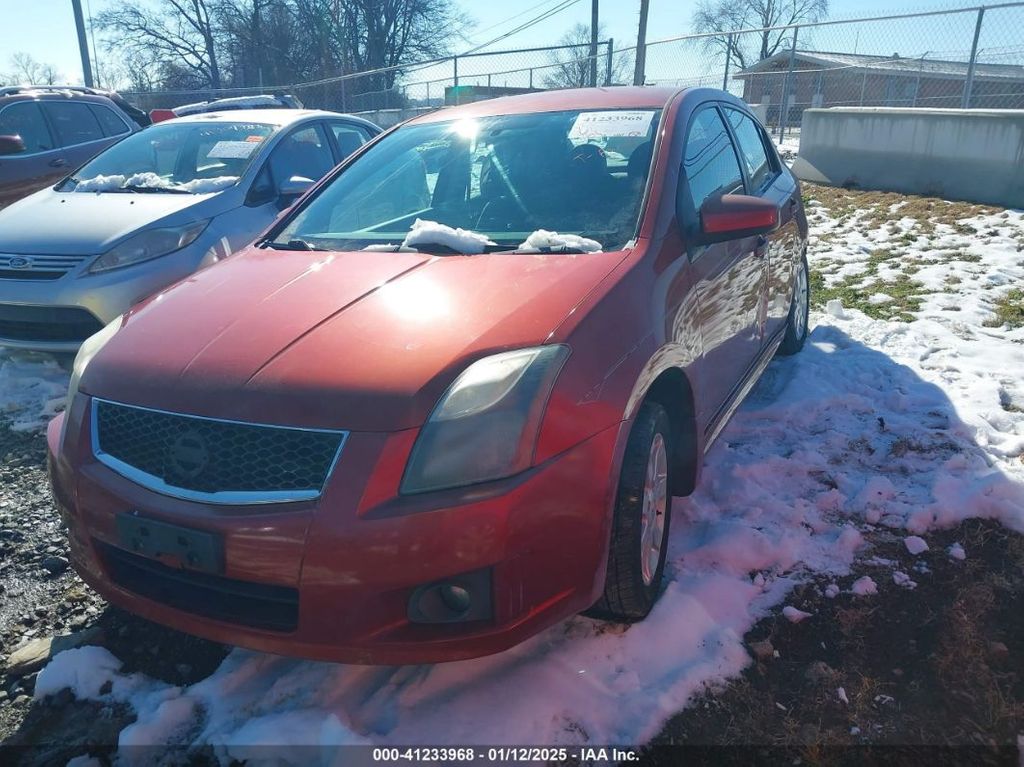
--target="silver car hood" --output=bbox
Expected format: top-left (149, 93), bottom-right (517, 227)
top-left (0, 188), bottom-right (234, 256)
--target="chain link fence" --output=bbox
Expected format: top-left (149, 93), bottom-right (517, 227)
top-left (123, 2), bottom-right (1024, 136)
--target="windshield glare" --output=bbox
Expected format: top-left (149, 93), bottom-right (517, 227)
top-left (273, 108), bottom-right (661, 253)
top-left (61, 121), bottom-right (276, 194)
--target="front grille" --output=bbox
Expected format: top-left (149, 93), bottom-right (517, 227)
top-left (0, 253), bottom-right (89, 279)
top-left (97, 541), bottom-right (299, 631)
top-left (0, 304), bottom-right (103, 342)
top-left (93, 399), bottom-right (347, 504)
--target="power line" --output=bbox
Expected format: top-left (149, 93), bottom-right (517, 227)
top-left (460, 0), bottom-right (585, 56)
top-left (471, 0), bottom-right (565, 38)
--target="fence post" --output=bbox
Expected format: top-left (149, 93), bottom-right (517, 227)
top-left (605, 38), bottom-right (614, 85)
top-left (962, 7), bottom-right (986, 109)
top-left (529, 68), bottom-right (534, 89)
top-left (779, 26), bottom-right (799, 142)
top-left (722, 32), bottom-right (734, 91)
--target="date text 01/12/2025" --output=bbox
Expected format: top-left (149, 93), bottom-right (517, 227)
top-left (372, 747), bottom-right (641, 762)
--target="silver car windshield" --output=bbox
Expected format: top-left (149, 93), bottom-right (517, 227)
top-left (272, 108), bottom-right (660, 253)
top-left (59, 121), bottom-right (276, 194)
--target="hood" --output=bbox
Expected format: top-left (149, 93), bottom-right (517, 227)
top-left (83, 246), bottom-right (625, 432)
top-left (0, 187), bottom-right (230, 255)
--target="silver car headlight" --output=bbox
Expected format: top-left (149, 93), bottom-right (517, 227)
top-left (89, 220), bottom-right (209, 273)
top-left (401, 345), bottom-right (570, 495)
top-left (66, 318), bottom-right (122, 407)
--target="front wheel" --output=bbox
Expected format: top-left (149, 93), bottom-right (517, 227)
top-left (588, 401), bottom-right (673, 622)
top-left (777, 252), bottom-right (810, 356)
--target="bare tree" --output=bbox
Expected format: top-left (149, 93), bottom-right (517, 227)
top-left (543, 24), bottom-right (632, 89)
top-left (339, 0), bottom-right (467, 91)
top-left (692, 0), bottom-right (829, 70)
top-left (6, 53), bottom-right (62, 85)
top-left (97, 0), bottom-right (222, 88)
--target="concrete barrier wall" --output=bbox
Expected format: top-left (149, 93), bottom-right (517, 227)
top-left (791, 108), bottom-right (1024, 209)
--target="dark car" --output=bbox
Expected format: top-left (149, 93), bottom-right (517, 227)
top-left (49, 87), bottom-right (809, 664)
top-left (0, 86), bottom-right (143, 209)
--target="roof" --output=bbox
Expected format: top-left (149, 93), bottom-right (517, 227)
top-left (169, 108), bottom-right (371, 127)
top-left (410, 86), bottom-right (681, 124)
top-left (735, 50), bottom-right (1024, 81)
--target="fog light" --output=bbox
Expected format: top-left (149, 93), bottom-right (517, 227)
top-left (439, 584), bottom-right (471, 614)
top-left (408, 568), bottom-right (492, 624)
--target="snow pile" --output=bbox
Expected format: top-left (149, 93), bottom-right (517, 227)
top-left (75, 172), bottom-right (237, 194)
top-left (904, 535), bottom-right (929, 555)
top-left (948, 542), bottom-right (966, 560)
top-left (851, 576), bottom-right (878, 596)
top-left (402, 219), bottom-right (496, 254)
top-left (0, 350), bottom-right (68, 431)
top-left (783, 606), bottom-right (813, 622)
top-left (518, 230), bottom-right (602, 253)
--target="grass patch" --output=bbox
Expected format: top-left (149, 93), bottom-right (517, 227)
top-left (984, 289), bottom-right (1024, 329)
top-left (810, 269), bottom-right (926, 323)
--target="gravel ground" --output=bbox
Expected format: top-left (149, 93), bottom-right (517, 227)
top-left (0, 422), bottom-right (228, 764)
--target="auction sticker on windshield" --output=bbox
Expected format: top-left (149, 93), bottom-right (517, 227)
top-left (569, 110), bottom-right (655, 140)
top-left (207, 140), bottom-right (262, 159)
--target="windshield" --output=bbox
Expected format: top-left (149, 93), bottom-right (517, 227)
top-left (59, 121), bottom-right (276, 194)
top-left (272, 108), bottom-right (660, 253)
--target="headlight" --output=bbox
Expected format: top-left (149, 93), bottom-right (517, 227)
top-left (401, 345), bottom-right (570, 494)
top-left (89, 220), bottom-right (209, 273)
top-left (66, 318), bottom-right (122, 407)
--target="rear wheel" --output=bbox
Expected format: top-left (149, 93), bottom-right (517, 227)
top-left (589, 401), bottom-right (673, 622)
top-left (777, 252), bottom-right (810, 356)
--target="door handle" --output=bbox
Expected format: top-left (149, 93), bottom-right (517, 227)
top-left (753, 235), bottom-right (769, 258)
top-left (49, 158), bottom-right (67, 168)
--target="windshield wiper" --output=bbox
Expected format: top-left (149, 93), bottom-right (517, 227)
top-left (493, 245), bottom-right (593, 255)
top-left (120, 183), bottom-right (191, 194)
top-left (266, 239), bottom-right (322, 251)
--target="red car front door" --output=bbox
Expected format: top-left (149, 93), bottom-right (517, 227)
top-left (678, 104), bottom-right (768, 434)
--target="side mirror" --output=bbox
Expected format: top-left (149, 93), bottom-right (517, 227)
top-left (0, 135), bottom-right (26, 156)
top-left (278, 175), bottom-right (314, 201)
top-left (699, 193), bottom-right (779, 244)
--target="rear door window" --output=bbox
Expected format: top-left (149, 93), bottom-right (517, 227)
top-left (43, 102), bottom-right (105, 147)
top-left (681, 106), bottom-right (745, 214)
top-left (90, 105), bottom-right (132, 137)
top-left (0, 102), bottom-right (56, 153)
top-left (724, 108), bottom-right (775, 193)
top-left (328, 123), bottom-right (370, 161)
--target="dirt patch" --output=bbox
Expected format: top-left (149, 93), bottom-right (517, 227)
top-left (646, 519), bottom-right (1024, 758)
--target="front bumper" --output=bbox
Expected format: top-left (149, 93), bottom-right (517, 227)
top-left (48, 398), bottom-right (622, 664)
top-left (0, 242), bottom-right (215, 352)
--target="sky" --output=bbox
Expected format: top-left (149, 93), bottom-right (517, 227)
top-left (0, 0), bottom-right (1001, 89)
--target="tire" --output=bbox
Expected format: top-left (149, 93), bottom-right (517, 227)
top-left (777, 252), bottom-right (810, 356)
top-left (588, 401), bottom-right (673, 622)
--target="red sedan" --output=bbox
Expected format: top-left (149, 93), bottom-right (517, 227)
top-left (48, 87), bottom-right (809, 664)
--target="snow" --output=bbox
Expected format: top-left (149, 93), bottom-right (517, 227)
top-left (75, 172), bottom-right (237, 194)
top-left (851, 576), bottom-right (878, 596)
top-left (402, 218), bottom-right (496, 254)
top-left (904, 536), bottom-right (930, 555)
top-left (518, 230), bottom-right (602, 253)
top-left (783, 606), bottom-right (813, 622)
top-left (35, 646), bottom-right (129, 699)
top-left (892, 571), bottom-right (918, 589)
top-left (0, 350), bottom-right (67, 431)
top-left (948, 542), bottom-right (967, 560)
top-left (18, 184), bottom-right (1024, 751)
top-left (837, 687), bottom-right (850, 704)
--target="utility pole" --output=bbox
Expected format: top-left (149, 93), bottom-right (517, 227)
top-left (589, 0), bottom-right (599, 88)
top-left (633, 0), bottom-right (650, 86)
top-left (71, 0), bottom-right (94, 87)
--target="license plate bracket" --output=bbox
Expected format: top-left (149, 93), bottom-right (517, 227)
top-left (116, 513), bottom-right (223, 574)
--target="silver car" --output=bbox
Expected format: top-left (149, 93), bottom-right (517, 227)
top-left (0, 108), bottom-right (380, 352)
